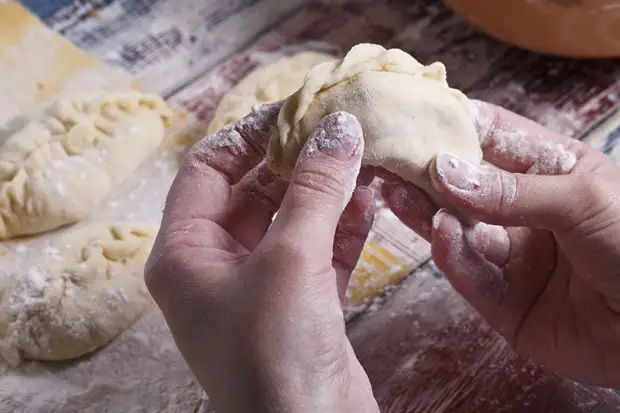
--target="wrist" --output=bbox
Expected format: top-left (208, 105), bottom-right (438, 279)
top-left (206, 370), bottom-right (380, 413)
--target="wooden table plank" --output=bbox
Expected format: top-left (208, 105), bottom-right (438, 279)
top-left (348, 264), bottom-right (620, 413)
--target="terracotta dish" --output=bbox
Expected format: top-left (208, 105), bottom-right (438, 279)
top-left (443, 0), bottom-right (620, 58)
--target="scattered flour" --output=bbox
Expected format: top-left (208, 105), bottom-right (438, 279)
top-left (0, 308), bottom-right (203, 413)
top-left (0, 123), bottom-right (191, 412)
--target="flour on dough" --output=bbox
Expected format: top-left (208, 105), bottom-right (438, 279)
top-left (0, 222), bottom-right (156, 366)
top-left (268, 43), bottom-right (481, 197)
top-left (0, 91), bottom-right (173, 239)
top-left (207, 51), bottom-right (335, 135)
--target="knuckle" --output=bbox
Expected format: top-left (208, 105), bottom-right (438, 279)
top-left (143, 245), bottom-right (178, 294)
top-left (293, 164), bottom-right (349, 202)
top-left (489, 170), bottom-right (519, 216)
top-left (143, 233), bottom-right (193, 297)
top-left (239, 167), bottom-right (285, 216)
top-left (244, 184), bottom-right (281, 217)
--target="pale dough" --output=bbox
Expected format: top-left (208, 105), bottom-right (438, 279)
top-left (0, 91), bottom-right (173, 239)
top-left (0, 222), bottom-right (156, 366)
top-left (268, 43), bottom-right (482, 195)
top-left (207, 51), bottom-right (335, 135)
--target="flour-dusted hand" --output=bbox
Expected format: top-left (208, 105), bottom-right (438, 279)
top-left (383, 100), bottom-right (620, 389)
top-left (145, 102), bottom-right (380, 413)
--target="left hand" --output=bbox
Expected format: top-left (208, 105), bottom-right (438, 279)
top-left (145, 102), bottom-right (380, 413)
top-left (381, 100), bottom-right (620, 388)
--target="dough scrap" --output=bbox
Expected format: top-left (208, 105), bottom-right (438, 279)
top-left (268, 43), bottom-right (481, 194)
top-left (207, 51), bottom-right (335, 135)
top-left (0, 91), bottom-right (173, 239)
top-left (0, 222), bottom-right (156, 366)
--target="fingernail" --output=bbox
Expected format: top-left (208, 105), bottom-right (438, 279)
top-left (432, 208), bottom-right (450, 231)
top-left (433, 152), bottom-right (482, 193)
top-left (464, 222), bottom-right (510, 267)
top-left (355, 185), bottom-right (375, 199)
top-left (305, 112), bottom-right (363, 161)
top-left (250, 101), bottom-right (282, 115)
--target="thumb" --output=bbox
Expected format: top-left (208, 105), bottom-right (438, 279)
top-left (430, 152), bottom-right (592, 231)
top-left (267, 112), bottom-right (364, 259)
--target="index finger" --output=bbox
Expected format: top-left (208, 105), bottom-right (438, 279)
top-left (471, 100), bottom-right (582, 175)
top-left (163, 101), bottom-right (283, 226)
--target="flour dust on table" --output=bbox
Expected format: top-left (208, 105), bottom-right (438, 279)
top-left (0, 222), bottom-right (156, 366)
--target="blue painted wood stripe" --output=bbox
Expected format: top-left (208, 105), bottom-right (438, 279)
top-left (602, 124), bottom-right (620, 155)
top-left (19, 0), bottom-right (74, 18)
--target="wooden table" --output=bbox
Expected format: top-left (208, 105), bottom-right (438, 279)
top-left (14, 1), bottom-right (620, 411)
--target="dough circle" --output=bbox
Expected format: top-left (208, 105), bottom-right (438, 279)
top-left (0, 222), bottom-right (156, 366)
top-left (267, 43), bottom-right (482, 194)
top-left (207, 51), bottom-right (335, 135)
top-left (0, 91), bottom-right (173, 239)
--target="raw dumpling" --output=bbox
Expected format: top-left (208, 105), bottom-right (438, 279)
top-left (0, 222), bottom-right (156, 366)
top-left (267, 43), bottom-right (481, 196)
top-left (0, 91), bottom-right (173, 239)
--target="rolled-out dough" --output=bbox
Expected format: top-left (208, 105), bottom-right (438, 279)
top-left (0, 222), bottom-right (156, 366)
top-left (207, 51), bottom-right (335, 135)
top-left (0, 91), bottom-right (173, 239)
top-left (267, 43), bottom-right (482, 195)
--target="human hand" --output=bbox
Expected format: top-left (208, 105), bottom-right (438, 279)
top-left (145, 103), bottom-right (380, 413)
top-left (382, 100), bottom-right (620, 389)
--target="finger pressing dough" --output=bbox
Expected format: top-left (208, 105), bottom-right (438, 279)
top-left (207, 51), bottom-right (335, 135)
top-left (0, 91), bottom-right (173, 239)
top-left (268, 43), bottom-right (482, 195)
top-left (0, 222), bottom-right (156, 366)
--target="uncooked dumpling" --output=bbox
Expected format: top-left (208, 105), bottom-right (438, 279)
top-left (0, 91), bottom-right (173, 239)
top-left (0, 222), bottom-right (156, 366)
top-left (268, 43), bottom-right (481, 196)
top-left (207, 51), bottom-right (335, 134)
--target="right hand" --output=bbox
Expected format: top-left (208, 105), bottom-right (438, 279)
top-left (382, 100), bottom-right (620, 389)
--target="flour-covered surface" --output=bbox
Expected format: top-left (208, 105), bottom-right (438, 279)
top-left (0, 125), bottom-right (204, 412)
top-left (25, 0), bottom-right (311, 96)
top-left (348, 264), bottom-right (620, 413)
top-left (0, 3), bottom-right (204, 412)
top-left (3, 0), bottom-right (620, 412)
top-left (0, 309), bottom-right (202, 413)
top-left (0, 143), bottom-right (209, 413)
